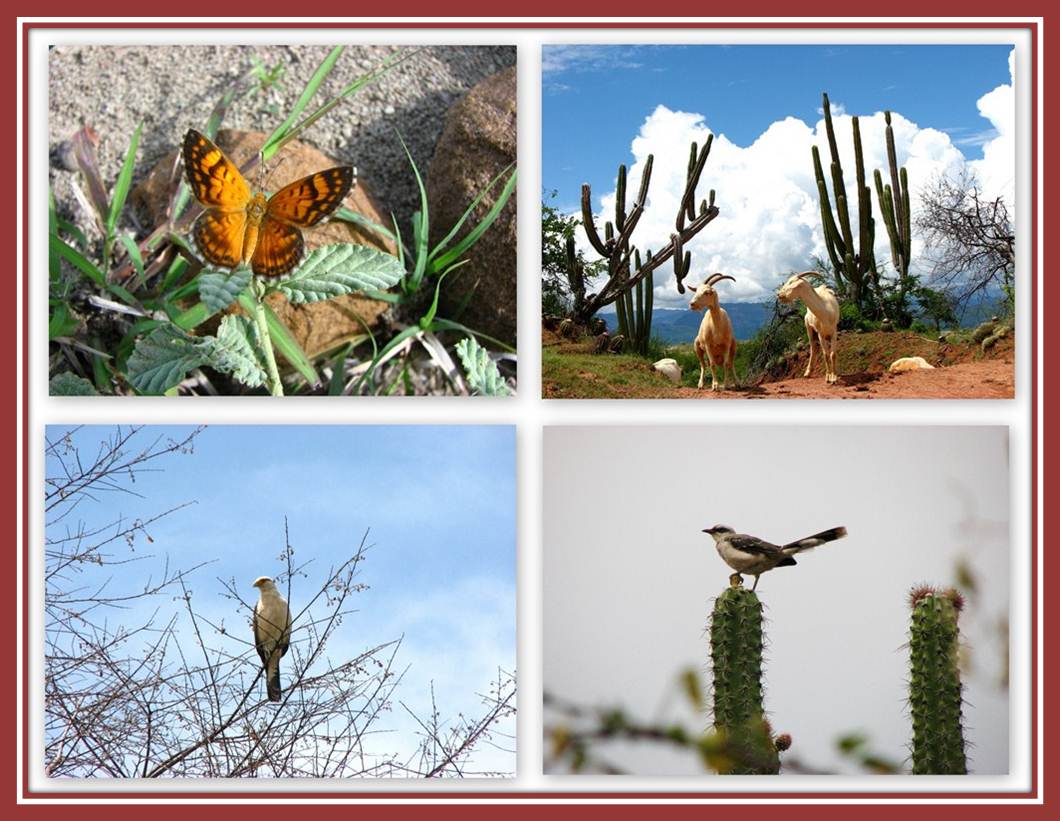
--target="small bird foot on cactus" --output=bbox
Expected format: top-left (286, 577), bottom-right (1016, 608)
top-left (729, 573), bottom-right (744, 588)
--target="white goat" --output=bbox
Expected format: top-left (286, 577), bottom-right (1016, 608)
top-left (776, 272), bottom-right (841, 384)
top-left (689, 273), bottom-right (738, 391)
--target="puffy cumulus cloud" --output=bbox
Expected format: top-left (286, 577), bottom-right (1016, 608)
top-left (579, 55), bottom-right (1015, 308)
top-left (970, 48), bottom-right (1015, 211)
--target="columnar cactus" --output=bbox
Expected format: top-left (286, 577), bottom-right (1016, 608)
top-left (874, 110), bottom-right (913, 296)
top-left (812, 92), bottom-right (878, 308)
top-left (908, 586), bottom-right (968, 775)
top-left (709, 585), bottom-right (782, 774)
top-left (613, 249), bottom-right (654, 354)
top-left (574, 140), bottom-right (720, 333)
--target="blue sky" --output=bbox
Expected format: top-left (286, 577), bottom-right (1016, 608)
top-left (44, 424), bottom-right (516, 775)
top-left (543, 44), bottom-right (1015, 305)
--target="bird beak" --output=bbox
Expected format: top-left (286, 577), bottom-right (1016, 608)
top-left (702, 528), bottom-right (713, 534)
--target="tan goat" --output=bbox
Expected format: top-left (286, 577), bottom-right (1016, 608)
top-left (776, 272), bottom-right (841, 384)
top-left (689, 273), bottom-right (738, 391)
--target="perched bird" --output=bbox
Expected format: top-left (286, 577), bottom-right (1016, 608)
top-left (702, 524), bottom-right (849, 590)
top-left (252, 576), bottom-right (292, 702)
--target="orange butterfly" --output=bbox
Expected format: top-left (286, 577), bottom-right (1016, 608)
top-left (182, 129), bottom-right (355, 277)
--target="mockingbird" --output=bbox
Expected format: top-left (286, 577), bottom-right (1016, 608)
top-left (252, 576), bottom-right (292, 702)
top-left (702, 524), bottom-right (848, 590)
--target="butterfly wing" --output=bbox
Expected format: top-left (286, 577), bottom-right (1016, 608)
top-left (182, 130), bottom-right (251, 209)
top-left (266, 167), bottom-right (354, 227)
top-left (192, 210), bottom-right (248, 269)
top-left (251, 218), bottom-right (305, 278)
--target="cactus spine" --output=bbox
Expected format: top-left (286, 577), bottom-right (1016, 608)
top-left (874, 110), bottom-right (913, 298)
top-left (909, 587), bottom-right (968, 775)
top-left (709, 586), bottom-right (781, 774)
top-left (812, 92), bottom-right (877, 309)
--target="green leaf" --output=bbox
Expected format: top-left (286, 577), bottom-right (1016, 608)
top-left (106, 123), bottom-right (142, 237)
top-left (353, 323), bottom-right (420, 395)
top-left (429, 163), bottom-right (515, 263)
top-left (51, 234), bottom-right (105, 288)
top-left (261, 46), bottom-right (344, 161)
top-left (160, 256), bottom-right (191, 293)
top-left (334, 206), bottom-right (398, 245)
top-left (48, 191), bottom-right (60, 281)
top-left (51, 234), bottom-right (139, 306)
top-left (262, 305), bottom-right (317, 386)
top-left (212, 314), bottom-right (268, 388)
top-left (126, 325), bottom-right (211, 394)
top-left (49, 372), bottom-right (98, 396)
top-left (431, 166), bottom-right (517, 272)
top-left (172, 301), bottom-right (212, 331)
top-left (274, 243), bottom-right (405, 304)
top-left (399, 134), bottom-right (430, 288)
top-left (428, 317), bottom-right (516, 353)
top-left (418, 260), bottom-right (467, 328)
top-left (118, 233), bottom-right (145, 278)
top-left (455, 336), bottom-right (511, 396)
top-left (48, 301), bottom-right (80, 339)
top-left (56, 216), bottom-right (90, 251)
top-left (199, 265), bottom-right (252, 313)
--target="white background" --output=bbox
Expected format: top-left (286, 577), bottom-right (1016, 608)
top-left (17, 17), bottom-right (1041, 801)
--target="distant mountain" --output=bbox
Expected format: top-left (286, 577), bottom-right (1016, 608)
top-left (598, 304), bottom-right (772, 344)
top-left (598, 292), bottom-right (1006, 345)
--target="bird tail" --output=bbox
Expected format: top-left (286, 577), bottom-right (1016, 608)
top-left (783, 526), bottom-right (848, 552)
top-left (266, 665), bottom-right (282, 703)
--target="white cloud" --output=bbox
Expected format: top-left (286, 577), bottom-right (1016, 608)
top-left (578, 51), bottom-right (1015, 309)
top-left (970, 48), bottom-right (1016, 211)
top-left (542, 45), bottom-right (644, 76)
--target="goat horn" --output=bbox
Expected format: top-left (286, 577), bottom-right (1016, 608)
top-left (706, 273), bottom-right (735, 285)
top-left (796, 271), bottom-right (823, 281)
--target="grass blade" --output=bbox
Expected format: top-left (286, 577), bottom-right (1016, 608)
top-left (431, 166), bottom-right (517, 272)
top-left (261, 46), bottom-right (345, 161)
top-left (48, 191), bottom-right (60, 281)
top-left (106, 122), bottom-right (142, 237)
top-left (428, 317), bottom-right (516, 353)
top-left (333, 206), bottom-right (398, 246)
top-left (418, 261), bottom-right (468, 328)
top-left (428, 163), bottom-right (515, 262)
top-left (397, 133), bottom-right (430, 289)
top-left (236, 292), bottom-right (319, 385)
top-left (118, 233), bottom-right (145, 278)
top-left (266, 49), bottom-right (414, 162)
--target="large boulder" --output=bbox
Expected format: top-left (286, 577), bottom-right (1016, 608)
top-left (133, 129), bottom-right (397, 362)
top-left (427, 66), bottom-right (517, 346)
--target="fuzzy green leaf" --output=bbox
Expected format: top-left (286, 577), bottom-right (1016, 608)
top-left (126, 325), bottom-right (212, 394)
top-left (49, 372), bottom-right (99, 396)
top-left (211, 314), bottom-right (268, 388)
top-left (199, 265), bottom-right (253, 313)
top-left (274, 243), bottom-right (405, 304)
top-left (455, 337), bottom-right (511, 397)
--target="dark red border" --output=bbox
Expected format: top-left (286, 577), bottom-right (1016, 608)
top-left (17, 16), bottom-right (1044, 808)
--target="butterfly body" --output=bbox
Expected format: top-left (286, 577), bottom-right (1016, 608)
top-left (182, 130), bottom-right (354, 278)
